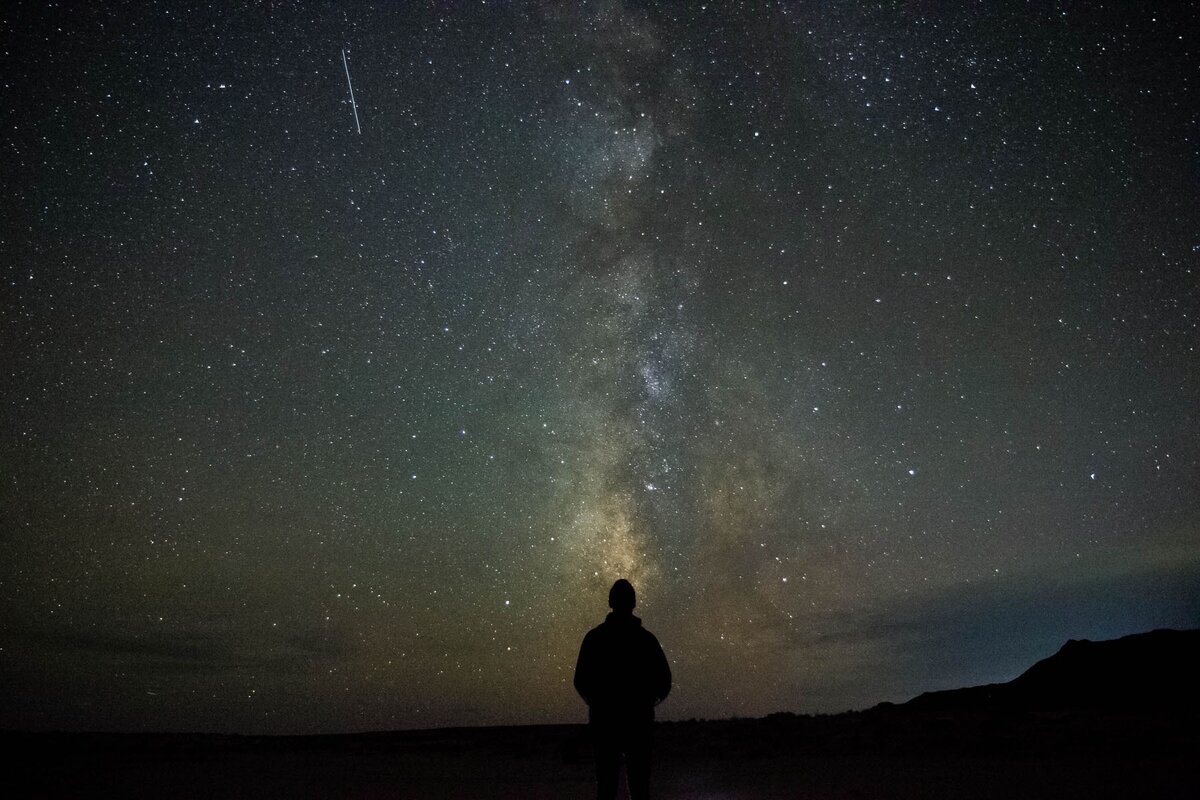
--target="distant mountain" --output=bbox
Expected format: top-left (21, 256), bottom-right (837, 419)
top-left (899, 629), bottom-right (1200, 714)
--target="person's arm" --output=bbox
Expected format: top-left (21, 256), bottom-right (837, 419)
top-left (653, 637), bottom-right (671, 704)
top-left (573, 634), bottom-right (593, 705)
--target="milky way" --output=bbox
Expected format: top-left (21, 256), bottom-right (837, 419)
top-left (2, 2), bottom-right (1198, 734)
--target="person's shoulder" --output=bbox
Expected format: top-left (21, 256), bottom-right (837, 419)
top-left (638, 626), bottom-right (663, 645)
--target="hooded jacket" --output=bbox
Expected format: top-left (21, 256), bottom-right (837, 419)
top-left (574, 611), bottom-right (672, 724)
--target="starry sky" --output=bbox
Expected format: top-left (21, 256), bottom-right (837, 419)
top-left (2, 2), bottom-right (1198, 734)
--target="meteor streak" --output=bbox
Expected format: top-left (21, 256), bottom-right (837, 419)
top-left (342, 47), bottom-right (361, 134)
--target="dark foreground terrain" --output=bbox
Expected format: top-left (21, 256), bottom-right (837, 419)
top-left (4, 710), bottom-right (1196, 799)
top-left (7, 630), bottom-right (1198, 798)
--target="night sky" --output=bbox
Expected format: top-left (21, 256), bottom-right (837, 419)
top-left (3, 2), bottom-right (1198, 735)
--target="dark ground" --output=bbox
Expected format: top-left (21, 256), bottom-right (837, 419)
top-left (5, 710), bottom-right (1196, 799)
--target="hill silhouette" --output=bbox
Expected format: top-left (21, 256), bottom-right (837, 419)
top-left (898, 628), bottom-right (1200, 714)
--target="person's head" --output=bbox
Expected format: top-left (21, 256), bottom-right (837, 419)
top-left (608, 579), bottom-right (636, 612)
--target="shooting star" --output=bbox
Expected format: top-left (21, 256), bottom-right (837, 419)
top-left (342, 48), bottom-right (361, 134)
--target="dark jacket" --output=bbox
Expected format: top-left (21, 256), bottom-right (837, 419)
top-left (574, 611), bottom-right (672, 724)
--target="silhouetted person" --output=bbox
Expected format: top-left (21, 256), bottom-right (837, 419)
top-left (574, 579), bottom-right (671, 800)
